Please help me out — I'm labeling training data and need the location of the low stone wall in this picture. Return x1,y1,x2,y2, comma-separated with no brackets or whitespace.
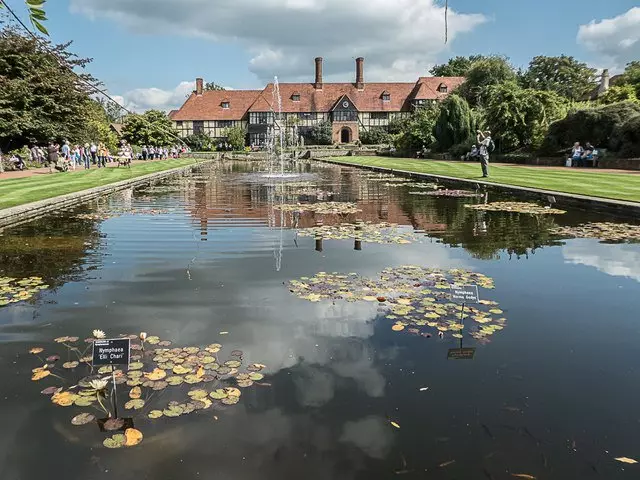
0,160,214,229
315,158,640,218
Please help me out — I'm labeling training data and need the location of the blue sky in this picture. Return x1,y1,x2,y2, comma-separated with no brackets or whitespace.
5,0,638,111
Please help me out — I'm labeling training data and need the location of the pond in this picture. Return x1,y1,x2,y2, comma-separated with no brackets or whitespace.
1,159,639,479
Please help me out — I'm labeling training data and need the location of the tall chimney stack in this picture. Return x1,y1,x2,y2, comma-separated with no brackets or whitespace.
196,77,203,96
355,57,364,90
597,69,610,97
314,57,323,89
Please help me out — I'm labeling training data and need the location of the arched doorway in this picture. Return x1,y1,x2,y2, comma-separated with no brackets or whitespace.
340,127,351,144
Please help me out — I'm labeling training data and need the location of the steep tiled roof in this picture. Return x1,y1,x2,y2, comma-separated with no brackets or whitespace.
171,90,262,121
412,77,465,100
249,82,417,113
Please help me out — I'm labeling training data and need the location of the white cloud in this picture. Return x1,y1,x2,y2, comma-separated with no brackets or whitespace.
112,81,195,113
577,7,640,69
562,240,640,282
70,0,486,83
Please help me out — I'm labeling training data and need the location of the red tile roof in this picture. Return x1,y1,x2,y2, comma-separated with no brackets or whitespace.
171,90,262,121
413,77,465,100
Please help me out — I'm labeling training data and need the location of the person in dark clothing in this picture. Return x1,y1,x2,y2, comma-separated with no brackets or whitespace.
47,142,59,173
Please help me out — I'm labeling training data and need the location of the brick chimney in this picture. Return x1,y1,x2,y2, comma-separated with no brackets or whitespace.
314,57,323,89
355,57,364,90
196,77,203,96
597,69,610,97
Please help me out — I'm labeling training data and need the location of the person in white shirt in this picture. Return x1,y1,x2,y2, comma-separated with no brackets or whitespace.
476,130,494,178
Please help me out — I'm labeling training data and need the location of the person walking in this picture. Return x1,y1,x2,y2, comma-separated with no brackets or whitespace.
83,144,91,169
476,130,494,178
47,141,58,173
90,142,98,165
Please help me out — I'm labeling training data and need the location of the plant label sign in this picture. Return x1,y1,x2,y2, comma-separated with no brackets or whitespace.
450,285,479,304
448,348,476,360
92,339,130,366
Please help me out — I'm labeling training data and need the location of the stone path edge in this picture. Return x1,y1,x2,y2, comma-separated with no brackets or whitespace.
316,157,640,217
0,160,214,229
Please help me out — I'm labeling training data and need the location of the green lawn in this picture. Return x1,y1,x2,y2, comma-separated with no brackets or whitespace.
328,157,640,203
0,158,202,209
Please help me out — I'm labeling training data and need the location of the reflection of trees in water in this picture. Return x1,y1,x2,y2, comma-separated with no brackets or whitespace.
397,193,563,260
0,216,101,283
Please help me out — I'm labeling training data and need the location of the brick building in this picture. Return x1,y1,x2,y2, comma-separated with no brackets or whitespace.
170,57,464,146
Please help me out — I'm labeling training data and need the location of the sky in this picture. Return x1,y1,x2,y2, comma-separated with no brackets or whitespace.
3,0,639,112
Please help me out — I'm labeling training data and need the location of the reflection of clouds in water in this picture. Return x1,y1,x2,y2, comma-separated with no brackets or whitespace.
562,241,640,282
340,416,393,459
295,367,335,407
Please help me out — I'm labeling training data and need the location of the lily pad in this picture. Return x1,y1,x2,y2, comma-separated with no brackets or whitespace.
103,434,126,449
62,361,79,369
71,412,95,426
148,410,163,419
103,418,125,431
465,202,565,215
124,399,145,410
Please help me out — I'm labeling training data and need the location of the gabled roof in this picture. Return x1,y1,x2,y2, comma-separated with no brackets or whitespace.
331,94,358,111
171,90,262,121
412,77,465,100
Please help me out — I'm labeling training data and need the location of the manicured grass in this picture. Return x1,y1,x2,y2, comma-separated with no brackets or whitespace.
328,157,640,203
0,158,202,209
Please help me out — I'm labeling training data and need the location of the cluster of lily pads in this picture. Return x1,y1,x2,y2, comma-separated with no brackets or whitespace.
288,266,507,342
465,202,566,215
297,222,419,244
550,222,640,243
28,332,267,449
74,208,170,221
409,189,483,197
0,276,49,307
273,202,361,215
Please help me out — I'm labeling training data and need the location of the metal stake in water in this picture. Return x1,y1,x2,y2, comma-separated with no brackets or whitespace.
111,370,118,418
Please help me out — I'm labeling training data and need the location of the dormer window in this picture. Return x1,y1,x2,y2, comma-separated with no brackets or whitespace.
381,91,390,101
438,84,448,93
291,93,301,102
221,101,230,109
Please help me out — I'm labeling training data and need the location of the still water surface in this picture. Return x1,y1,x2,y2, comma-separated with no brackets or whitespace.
1,160,639,479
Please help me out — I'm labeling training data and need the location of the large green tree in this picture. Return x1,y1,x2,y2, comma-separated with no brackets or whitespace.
598,84,639,105
225,126,246,150
433,94,474,151
429,55,486,77
617,61,640,99
483,81,568,151
121,110,177,147
204,82,225,91
393,104,441,153
520,55,597,101
0,26,99,150
458,56,517,106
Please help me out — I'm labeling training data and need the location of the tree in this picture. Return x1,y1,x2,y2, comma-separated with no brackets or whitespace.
183,132,216,151
97,97,125,123
483,81,568,151
204,82,226,91
303,120,332,145
458,56,517,106
393,104,441,153
75,99,119,151
433,95,475,151
0,26,100,150
360,127,392,145
540,101,640,154
520,55,597,101
121,110,177,146
611,114,640,158
225,126,246,150
429,55,485,77
617,61,640,99
599,84,639,105
0,1,49,35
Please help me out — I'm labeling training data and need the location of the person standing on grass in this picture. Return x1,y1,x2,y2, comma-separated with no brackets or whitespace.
47,141,58,173
476,130,494,178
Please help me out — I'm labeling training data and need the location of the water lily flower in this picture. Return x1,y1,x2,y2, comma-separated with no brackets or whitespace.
92,329,106,339
89,379,108,391
139,332,147,341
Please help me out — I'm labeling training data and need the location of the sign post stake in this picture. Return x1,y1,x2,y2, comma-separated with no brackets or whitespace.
111,370,118,419
92,338,130,419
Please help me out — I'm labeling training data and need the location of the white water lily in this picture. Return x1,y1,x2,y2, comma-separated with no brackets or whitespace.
89,379,108,391
139,332,147,341
92,329,106,339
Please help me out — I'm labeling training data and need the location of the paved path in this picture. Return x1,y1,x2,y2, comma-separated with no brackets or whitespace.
0,159,170,181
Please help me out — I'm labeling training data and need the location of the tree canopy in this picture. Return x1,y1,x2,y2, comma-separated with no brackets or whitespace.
0,26,100,150
433,95,475,151
520,55,597,101
204,82,226,91
121,110,177,147
429,55,486,77
458,56,517,106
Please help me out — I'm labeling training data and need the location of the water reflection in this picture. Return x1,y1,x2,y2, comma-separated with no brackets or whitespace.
1,160,640,479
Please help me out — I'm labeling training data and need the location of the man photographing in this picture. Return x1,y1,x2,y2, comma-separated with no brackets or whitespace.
476,130,494,178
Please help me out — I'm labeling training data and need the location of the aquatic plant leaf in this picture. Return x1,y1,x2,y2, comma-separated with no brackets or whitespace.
128,362,144,370
62,361,79,369
146,336,160,345
225,387,241,398
31,370,51,381
231,350,243,357
615,457,637,464
46,355,60,362
511,475,536,479
103,418,125,431
205,343,222,353
74,397,95,407
103,434,125,449
247,363,266,372
551,222,640,243
129,386,142,399
221,396,240,405
41,386,61,395
390,421,400,429
224,360,241,368
237,379,254,387
392,324,405,332
187,389,208,400
209,389,228,399
29,347,44,354
71,413,95,426
144,368,167,381
166,376,184,386
173,365,192,375
52,391,78,407
148,410,163,419
124,428,143,447
248,373,264,381
153,381,168,390
124,399,145,410
184,374,202,384
465,202,565,215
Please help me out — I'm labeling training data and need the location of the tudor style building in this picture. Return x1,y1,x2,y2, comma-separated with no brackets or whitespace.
169,57,464,146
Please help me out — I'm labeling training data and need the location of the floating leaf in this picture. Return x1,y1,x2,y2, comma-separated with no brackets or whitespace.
209,389,228,400
221,396,240,405
31,370,51,381
148,410,163,419
465,202,565,215
187,389,208,400
166,375,184,386
46,355,60,362
153,381,168,391
205,343,222,353
51,391,78,407
144,368,167,381
615,457,638,464
511,475,536,479
248,372,264,381
41,386,61,395
71,413,95,426
29,347,44,354
391,324,405,332
224,360,241,368
247,363,266,372
129,386,142,399
237,379,254,388
103,434,126,449
163,405,184,417
551,222,640,243
124,428,143,447
103,418,125,431
172,365,192,375
390,421,400,429
74,397,95,407
124,399,145,410
128,362,144,371
62,361,79,369
146,336,160,345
